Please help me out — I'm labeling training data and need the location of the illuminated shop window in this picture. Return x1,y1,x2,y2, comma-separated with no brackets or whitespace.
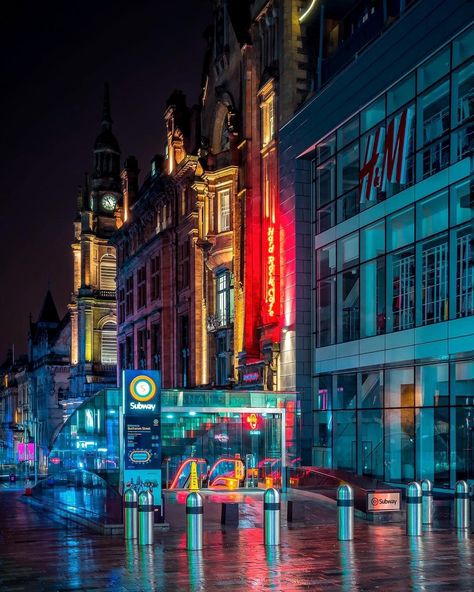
261,94,275,146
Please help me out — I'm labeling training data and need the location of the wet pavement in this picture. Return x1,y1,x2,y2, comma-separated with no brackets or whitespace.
0,488,473,591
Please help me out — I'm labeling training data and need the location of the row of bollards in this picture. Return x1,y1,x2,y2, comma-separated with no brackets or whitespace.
407,479,471,536
124,487,155,545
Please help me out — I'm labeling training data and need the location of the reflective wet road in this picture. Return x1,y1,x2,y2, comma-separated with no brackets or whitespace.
0,489,473,591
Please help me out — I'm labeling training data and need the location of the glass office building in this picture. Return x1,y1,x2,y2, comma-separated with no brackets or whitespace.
280,4,473,490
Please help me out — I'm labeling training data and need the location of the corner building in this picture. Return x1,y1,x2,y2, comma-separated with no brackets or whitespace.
280,0,474,487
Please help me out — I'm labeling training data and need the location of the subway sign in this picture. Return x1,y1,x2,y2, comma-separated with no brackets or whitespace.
123,371,160,415
367,490,401,512
359,106,414,203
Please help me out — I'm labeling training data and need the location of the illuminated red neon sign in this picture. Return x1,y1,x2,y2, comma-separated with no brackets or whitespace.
359,106,414,203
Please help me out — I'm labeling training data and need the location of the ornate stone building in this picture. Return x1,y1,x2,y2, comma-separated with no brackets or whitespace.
69,85,124,400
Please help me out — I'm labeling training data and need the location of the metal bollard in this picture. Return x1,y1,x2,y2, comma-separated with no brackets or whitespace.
186,492,203,550
264,487,280,546
406,482,422,536
337,484,354,541
124,486,138,540
455,480,470,530
138,489,154,545
421,479,433,525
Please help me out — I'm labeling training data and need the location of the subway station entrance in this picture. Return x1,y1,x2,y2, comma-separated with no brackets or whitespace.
160,389,299,490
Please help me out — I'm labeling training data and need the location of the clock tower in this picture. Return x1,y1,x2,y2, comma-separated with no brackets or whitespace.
69,84,124,402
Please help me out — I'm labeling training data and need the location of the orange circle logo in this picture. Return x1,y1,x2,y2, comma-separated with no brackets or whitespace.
130,376,156,402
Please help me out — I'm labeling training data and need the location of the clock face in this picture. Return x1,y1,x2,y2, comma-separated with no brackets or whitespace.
101,194,117,211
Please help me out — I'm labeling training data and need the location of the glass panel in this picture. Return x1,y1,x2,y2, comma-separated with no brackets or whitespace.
417,48,450,92
454,225,474,318
359,371,383,409
415,407,449,486
361,220,385,261
337,116,359,148
337,143,359,196
337,232,359,270
317,242,336,278
333,411,356,471
418,234,448,326
416,190,448,239
384,104,415,197
337,268,360,342
453,25,474,67
316,158,336,207
360,257,386,338
452,61,474,127
453,407,474,482
316,202,336,233
361,96,385,133
451,122,474,164
387,74,415,115
384,408,415,482
450,177,473,225
337,188,359,223
418,135,450,180
313,411,332,450
358,409,383,478
334,374,357,409
451,361,474,406
416,364,449,406
387,207,414,251
387,248,415,332
315,375,332,410
417,80,450,150
385,367,415,407
317,277,336,347
316,133,336,164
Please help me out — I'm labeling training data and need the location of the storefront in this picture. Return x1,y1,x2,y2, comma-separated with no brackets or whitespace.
279,2,473,489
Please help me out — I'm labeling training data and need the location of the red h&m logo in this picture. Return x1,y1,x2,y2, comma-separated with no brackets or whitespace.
359,106,414,203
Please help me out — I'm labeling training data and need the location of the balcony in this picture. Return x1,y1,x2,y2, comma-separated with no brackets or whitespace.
206,313,233,333
94,290,116,300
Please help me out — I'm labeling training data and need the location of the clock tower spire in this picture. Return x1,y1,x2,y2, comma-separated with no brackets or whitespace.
69,83,124,403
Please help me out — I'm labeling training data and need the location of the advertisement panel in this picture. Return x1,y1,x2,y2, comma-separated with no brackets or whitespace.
122,370,162,508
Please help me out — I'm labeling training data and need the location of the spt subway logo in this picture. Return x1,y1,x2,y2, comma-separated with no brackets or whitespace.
129,375,157,411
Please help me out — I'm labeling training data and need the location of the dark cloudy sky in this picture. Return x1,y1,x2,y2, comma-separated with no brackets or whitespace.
0,0,212,358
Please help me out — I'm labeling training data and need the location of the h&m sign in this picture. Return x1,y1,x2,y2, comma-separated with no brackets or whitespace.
359,106,414,204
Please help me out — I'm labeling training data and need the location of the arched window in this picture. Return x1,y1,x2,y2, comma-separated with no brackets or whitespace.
101,321,117,364
100,255,116,290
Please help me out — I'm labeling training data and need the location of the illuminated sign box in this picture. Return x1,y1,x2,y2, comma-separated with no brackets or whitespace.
367,490,401,512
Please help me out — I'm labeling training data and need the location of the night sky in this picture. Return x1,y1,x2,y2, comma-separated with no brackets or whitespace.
0,0,212,359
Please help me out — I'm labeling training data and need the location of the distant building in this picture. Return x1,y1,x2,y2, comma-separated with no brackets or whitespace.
0,290,71,472
69,85,124,400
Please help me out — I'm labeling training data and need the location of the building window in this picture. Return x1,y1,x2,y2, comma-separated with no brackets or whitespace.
137,328,147,369
118,288,125,324
337,268,359,342
387,247,415,332
125,334,133,369
360,257,385,338
216,271,231,326
316,277,336,347
137,266,147,310
261,94,275,146
179,316,189,388
125,276,134,316
218,188,231,232
151,255,161,301
455,225,474,318
101,321,117,365
418,234,449,325
178,240,190,291
99,255,116,290
151,323,161,371
216,333,230,386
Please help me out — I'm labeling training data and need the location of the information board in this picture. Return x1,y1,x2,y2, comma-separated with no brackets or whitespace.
122,371,162,507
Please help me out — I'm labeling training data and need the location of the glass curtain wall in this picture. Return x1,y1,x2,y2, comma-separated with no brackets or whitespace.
313,361,473,487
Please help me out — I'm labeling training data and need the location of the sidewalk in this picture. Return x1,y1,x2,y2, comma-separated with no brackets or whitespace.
0,489,472,591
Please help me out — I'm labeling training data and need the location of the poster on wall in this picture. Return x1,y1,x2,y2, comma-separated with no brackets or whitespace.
122,370,162,508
